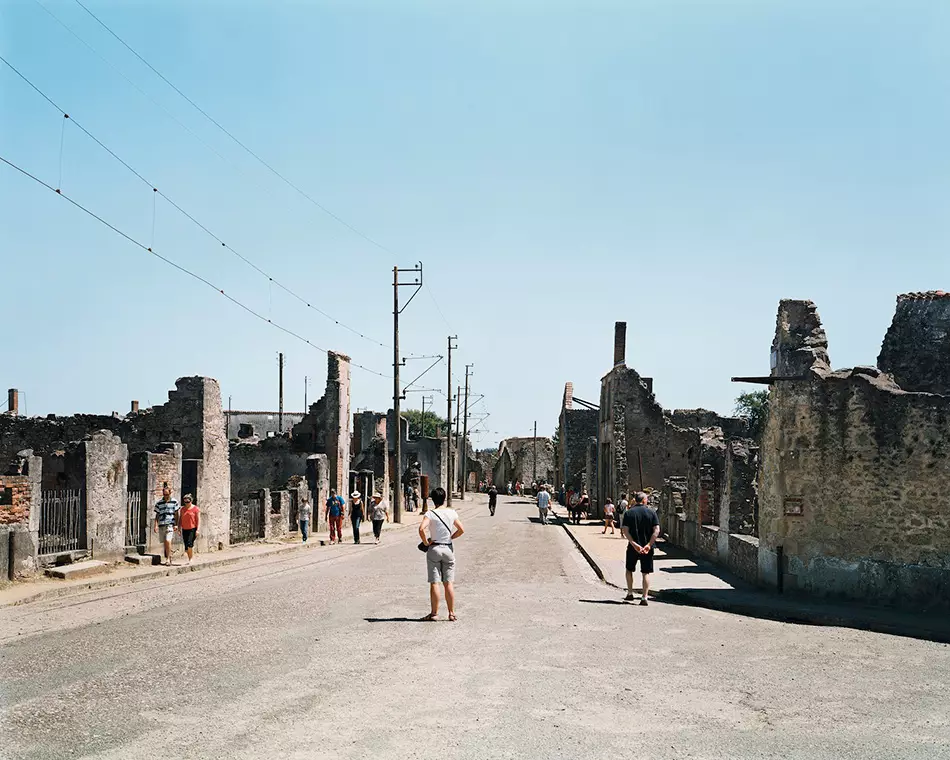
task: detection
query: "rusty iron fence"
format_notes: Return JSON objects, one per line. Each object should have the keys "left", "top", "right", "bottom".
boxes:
{"left": 39, "top": 489, "right": 86, "bottom": 555}
{"left": 230, "top": 493, "right": 265, "bottom": 544}
{"left": 125, "top": 490, "right": 148, "bottom": 547}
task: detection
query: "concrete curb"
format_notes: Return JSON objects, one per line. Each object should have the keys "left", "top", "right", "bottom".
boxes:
{"left": 2, "top": 500, "right": 478, "bottom": 608}
{"left": 555, "top": 512, "right": 620, "bottom": 589}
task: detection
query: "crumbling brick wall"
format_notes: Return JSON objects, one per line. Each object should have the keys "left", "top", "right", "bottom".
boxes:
{"left": 760, "top": 298, "right": 950, "bottom": 609}
{"left": 0, "top": 476, "right": 32, "bottom": 525}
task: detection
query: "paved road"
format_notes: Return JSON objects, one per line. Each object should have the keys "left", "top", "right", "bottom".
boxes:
{"left": 2, "top": 495, "right": 949, "bottom": 759}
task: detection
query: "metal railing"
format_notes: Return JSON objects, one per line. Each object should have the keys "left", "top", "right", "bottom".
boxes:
{"left": 126, "top": 490, "right": 148, "bottom": 547}
{"left": 230, "top": 493, "right": 265, "bottom": 544}
{"left": 39, "top": 489, "right": 86, "bottom": 555}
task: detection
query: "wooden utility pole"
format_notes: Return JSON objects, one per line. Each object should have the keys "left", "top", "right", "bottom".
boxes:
{"left": 278, "top": 352, "right": 285, "bottom": 433}
{"left": 446, "top": 335, "right": 457, "bottom": 505}
{"left": 420, "top": 395, "right": 427, "bottom": 438}
{"left": 460, "top": 365, "right": 472, "bottom": 499}
{"left": 454, "top": 384, "right": 462, "bottom": 492}
{"left": 393, "top": 263, "right": 424, "bottom": 524}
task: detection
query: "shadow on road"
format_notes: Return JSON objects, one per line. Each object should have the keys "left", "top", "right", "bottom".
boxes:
{"left": 578, "top": 599, "right": 628, "bottom": 606}
{"left": 659, "top": 565, "right": 715, "bottom": 574}
{"left": 364, "top": 616, "right": 433, "bottom": 623}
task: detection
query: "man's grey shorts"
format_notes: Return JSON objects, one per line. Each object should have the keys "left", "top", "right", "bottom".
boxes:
{"left": 426, "top": 544, "right": 455, "bottom": 583}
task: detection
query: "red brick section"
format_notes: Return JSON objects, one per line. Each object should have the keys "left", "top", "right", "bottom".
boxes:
{"left": 0, "top": 475, "right": 32, "bottom": 525}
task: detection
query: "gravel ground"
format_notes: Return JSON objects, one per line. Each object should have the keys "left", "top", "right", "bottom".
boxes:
{"left": 2, "top": 494, "right": 949, "bottom": 760}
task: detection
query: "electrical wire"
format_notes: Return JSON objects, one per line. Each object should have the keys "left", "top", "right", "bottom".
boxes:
{"left": 0, "top": 154, "right": 392, "bottom": 380}
{"left": 64, "top": 0, "right": 459, "bottom": 351}
{"left": 0, "top": 53, "right": 393, "bottom": 352}
{"left": 70, "top": 0, "right": 396, "bottom": 261}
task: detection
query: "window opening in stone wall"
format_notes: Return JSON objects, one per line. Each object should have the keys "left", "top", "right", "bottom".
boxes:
{"left": 0, "top": 485, "right": 11, "bottom": 505}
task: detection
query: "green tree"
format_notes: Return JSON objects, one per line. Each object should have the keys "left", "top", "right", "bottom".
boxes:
{"left": 403, "top": 409, "right": 448, "bottom": 439}
{"left": 734, "top": 390, "right": 769, "bottom": 440}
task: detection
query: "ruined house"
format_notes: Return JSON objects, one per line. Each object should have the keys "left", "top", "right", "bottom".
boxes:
{"left": 597, "top": 321, "right": 755, "bottom": 551}
{"left": 556, "top": 382, "right": 599, "bottom": 494}
{"left": 493, "top": 437, "right": 555, "bottom": 489}
{"left": 0, "top": 377, "right": 230, "bottom": 576}
{"left": 290, "top": 351, "right": 351, "bottom": 496}
{"left": 231, "top": 351, "right": 351, "bottom": 541}
{"left": 757, "top": 295, "right": 950, "bottom": 609}
{"left": 226, "top": 410, "right": 305, "bottom": 440}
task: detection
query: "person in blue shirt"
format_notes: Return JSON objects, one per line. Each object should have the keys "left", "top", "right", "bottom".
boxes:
{"left": 152, "top": 484, "right": 179, "bottom": 566}
{"left": 325, "top": 489, "right": 345, "bottom": 545}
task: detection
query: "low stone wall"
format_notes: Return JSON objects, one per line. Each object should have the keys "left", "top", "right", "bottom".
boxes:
{"left": 698, "top": 525, "right": 719, "bottom": 562}
{"left": 727, "top": 533, "right": 759, "bottom": 585}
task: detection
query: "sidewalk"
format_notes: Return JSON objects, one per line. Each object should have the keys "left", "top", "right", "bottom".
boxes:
{"left": 0, "top": 497, "right": 476, "bottom": 608}
{"left": 552, "top": 505, "right": 950, "bottom": 644}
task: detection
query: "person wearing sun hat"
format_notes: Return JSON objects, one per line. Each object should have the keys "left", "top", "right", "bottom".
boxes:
{"left": 349, "top": 491, "right": 365, "bottom": 544}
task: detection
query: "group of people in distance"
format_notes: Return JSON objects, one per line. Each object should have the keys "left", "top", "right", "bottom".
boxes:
{"left": 152, "top": 483, "right": 201, "bottom": 566}
{"left": 324, "top": 488, "right": 391, "bottom": 545}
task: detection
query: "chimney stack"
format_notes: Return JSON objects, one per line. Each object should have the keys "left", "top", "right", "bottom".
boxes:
{"left": 7, "top": 389, "right": 18, "bottom": 416}
{"left": 130, "top": 400, "right": 140, "bottom": 413}
{"left": 613, "top": 322, "right": 627, "bottom": 367}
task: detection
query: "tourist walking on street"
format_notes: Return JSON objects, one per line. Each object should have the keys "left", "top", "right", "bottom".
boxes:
{"left": 568, "top": 491, "right": 580, "bottom": 525}
{"left": 418, "top": 487, "right": 465, "bottom": 622}
{"left": 577, "top": 490, "right": 591, "bottom": 522}
{"left": 178, "top": 494, "right": 200, "bottom": 564}
{"left": 602, "top": 496, "right": 616, "bottom": 534}
{"left": 370, "top": 492, "right": 389, "bottom": 544}
{"left": 350, "top": 491, "right": 365, "bottom": 544}
{"left": 298, "top": 496, "right": 313, "bottom": 543}
{"left": 326, "top": 488, "right": 345, "bottom": 545}
{"left": 536, "top": 485, "right": 551, "bottom": 525}
{"left": 488, "top": 484, "right": 498, "bottom": 516}
{"left": 153, "top": 484, "right": 179, "bottom": 566}
{"left": 621, "top": 492, "right": 661, "bottom": 605}
{"left": 617, "top": 493, "right": 629, "bottom": 526}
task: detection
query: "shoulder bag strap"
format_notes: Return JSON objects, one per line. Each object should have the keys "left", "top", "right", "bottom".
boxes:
{"left": 431, "top": 510, "right": 453, "bottom": 543}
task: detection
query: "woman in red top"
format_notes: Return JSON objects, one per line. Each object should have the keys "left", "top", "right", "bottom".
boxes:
{"left": 179, "top": 494, "right": 200, "bottom": 564}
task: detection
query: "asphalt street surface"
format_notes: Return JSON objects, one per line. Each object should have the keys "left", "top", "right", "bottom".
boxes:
{"left": 2, "top": 495, "right": 949, "bottom": 759}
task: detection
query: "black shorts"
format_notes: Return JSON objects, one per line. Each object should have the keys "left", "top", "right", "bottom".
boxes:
{"left": 626, "top": 544, "right": 654, "bottom": 574}
{"left": 182, "top": 528, "right": 197, "bottom": 549}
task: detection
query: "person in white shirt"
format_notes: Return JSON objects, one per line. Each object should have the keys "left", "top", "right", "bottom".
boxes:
{"left": 602, "top": 497, "right": 616, "bottom": 534}
{"left": 418, "top": 487, "right": 465, "bottom": 622}
{"left": 536, "top": 486, "right": 552, "bottom": 525}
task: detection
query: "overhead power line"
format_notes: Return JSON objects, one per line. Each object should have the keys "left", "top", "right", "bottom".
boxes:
{"left": 0, "top": 154, "right": 392, "bottom": 379}
{"left": 0, "top": 53, "right": 392, "bottom": 352}
{"left": 62, "top": 0, "right": 458, "bottom": 342}
{"left": 70, "top": 0, "right": 395, "bottom": 260}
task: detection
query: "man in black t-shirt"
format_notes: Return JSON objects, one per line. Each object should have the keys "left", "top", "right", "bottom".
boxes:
{"left": 621, "top": 491, "right": 660, "bottom": 605}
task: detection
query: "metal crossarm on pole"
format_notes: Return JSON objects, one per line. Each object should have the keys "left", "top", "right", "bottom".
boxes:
{"left": 393, "top": 262, "right": 423, "bottom": 524}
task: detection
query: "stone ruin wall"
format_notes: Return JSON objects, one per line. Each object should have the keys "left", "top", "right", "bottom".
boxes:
{"left": 291, "top": 352, "right": 352, "bottom": 497}
{"left": 0, "top": 377, "right": 231, "bottom": 561}
{"left": 759, "top": 297, "right": 950, "bottom": 609}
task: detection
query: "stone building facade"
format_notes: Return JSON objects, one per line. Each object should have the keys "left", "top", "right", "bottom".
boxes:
{"left": 492, "top": 437, "right": 555, "bottom": 489}
{"left": 758, "top": 295, "right": 950, "bottom": 609}
{"left": 556, "top": 382, "right": 599, "bottom": 493}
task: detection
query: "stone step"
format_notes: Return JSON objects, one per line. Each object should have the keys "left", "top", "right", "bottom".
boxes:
{"left": 45, "top": 560, "right": 109, "bottom": 580}
{"left": 125, "top": 554, "right": 161, "bottom": 566}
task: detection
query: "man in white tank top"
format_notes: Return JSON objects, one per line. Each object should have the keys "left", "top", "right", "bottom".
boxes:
{"left": 419, "top": 487, "right": 465, "bottom": 621}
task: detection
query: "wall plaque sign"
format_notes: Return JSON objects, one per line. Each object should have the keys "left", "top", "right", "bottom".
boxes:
{"left": 784, "top": 496, "right": 804, "bottom": 515}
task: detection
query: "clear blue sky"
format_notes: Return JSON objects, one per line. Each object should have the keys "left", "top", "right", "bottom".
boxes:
{"left": 2, "top": 0, "right": 949, "bottom": 447}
